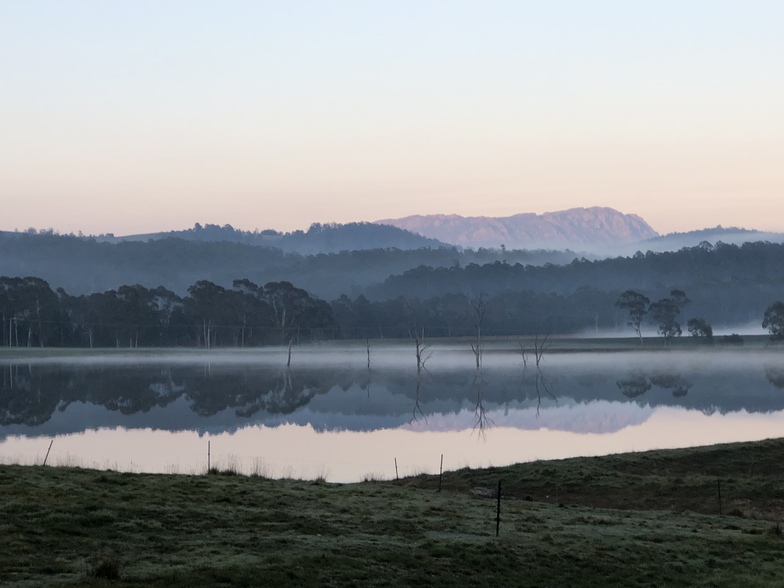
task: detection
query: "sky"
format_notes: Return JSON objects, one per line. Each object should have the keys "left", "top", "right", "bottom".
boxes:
{"left": 1, "top": 1, "right": 783, "bottom": 236}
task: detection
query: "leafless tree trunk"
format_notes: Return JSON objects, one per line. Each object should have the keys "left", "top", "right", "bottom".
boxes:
{"left": 470, "top": 294, "right": 488, "bottom": 369}
{"left": 517, "top": 341, "right": 528, "bottom": 368}
{"left": 36, "top": 298, "right": 44, "bottom": 347}
{"left": 411, "top": 327, "right": 431, "bottom": 373}
{"left": 533, "top": 334, "right": 550, "bottom": 367}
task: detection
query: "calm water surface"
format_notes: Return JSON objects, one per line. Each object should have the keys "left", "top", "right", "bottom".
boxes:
{"left": 1, "top": 344, "right": 783, "bottom": 482}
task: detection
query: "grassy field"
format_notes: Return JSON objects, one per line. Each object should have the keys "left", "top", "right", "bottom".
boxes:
{"left": 3, "top": 438, "right": 784, "bottom": 587}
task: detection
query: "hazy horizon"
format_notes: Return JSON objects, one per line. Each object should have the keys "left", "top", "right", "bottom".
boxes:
{"left": 2, "top": 206, "right": 779, "bottom": 241}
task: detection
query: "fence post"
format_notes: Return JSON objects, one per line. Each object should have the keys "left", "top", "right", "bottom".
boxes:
{"left": 42, "top": 439, "right": 54, "bottom": 466}
{"left": 496, "top": 480, "right": 502, "bottom": 537}
{"left": 717, "top": 480, "right": 722, "bottom": 515}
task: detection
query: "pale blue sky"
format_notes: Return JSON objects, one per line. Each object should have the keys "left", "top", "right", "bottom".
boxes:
{"left": 1, "top": 1, "right": 783, "bottom": 235}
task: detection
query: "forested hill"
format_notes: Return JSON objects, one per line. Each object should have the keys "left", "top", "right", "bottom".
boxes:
{"left": 364, "top": 241, "right": 784, "bottom": 327}
{"left": 371, "top": 241, "right": 784, "bottom": 297}
{"left": 612, "top": 226, "right": 784, "bottom": 256}
{"left": 3, "top": 240, "right": 784, "bottom": 346}
{"left": 114, "top": 222, "right": 446, "bottom": 253}
{"left": 0, "top": 230, "right": 579, "bottom": 299}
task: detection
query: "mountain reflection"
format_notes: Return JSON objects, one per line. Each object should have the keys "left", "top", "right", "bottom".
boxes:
{"left": 2, "top": 355, "right": 784, "bottom": 439}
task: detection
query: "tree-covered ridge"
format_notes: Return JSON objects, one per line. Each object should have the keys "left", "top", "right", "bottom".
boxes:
{"left": 374, "top": 241, "right": 784, "bottom": 297}
{"left": 369, "top": 240, "right": 784, "bottom": 326}
{"left": 124, "top": 221, "right": 447, "bottom": 254}
{"left": 0, "top": 230, "right": 580, "bottom": 299}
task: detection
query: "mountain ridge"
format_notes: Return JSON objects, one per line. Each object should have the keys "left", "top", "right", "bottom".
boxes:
{"left": 376, "top": 206, "right": 659, "bottom": 250}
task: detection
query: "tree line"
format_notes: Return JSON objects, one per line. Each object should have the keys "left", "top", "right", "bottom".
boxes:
{"left": 0, "top": 277, "right": 333, "bottom": 348}
{"left": 4, "top": 274, "right": 784, "bottom": 349}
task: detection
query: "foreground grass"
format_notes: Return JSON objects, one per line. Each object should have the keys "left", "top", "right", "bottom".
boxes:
{"left": 3, "top": 439, "right": 784, "bottom": 587}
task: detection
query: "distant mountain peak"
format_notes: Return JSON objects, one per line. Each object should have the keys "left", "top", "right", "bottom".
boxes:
{"left": 376, "top": 207, "right": 658, "bottom": 250}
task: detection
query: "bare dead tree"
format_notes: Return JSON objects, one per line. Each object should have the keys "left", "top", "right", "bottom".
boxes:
{"left": 517, "top": 341, "right": 528, "bottom": 369}
{"left": 533, "top": 334, "right": 550, "bottom": 368}
{"left": 409, "top": 325, "right": 431, "bottom": 373}
{"left": 366, "top": 338, "right": 371, "bottom": 370}
{"left": 469, "top": 293, "right": 488, "bottom": 369}
{"left": 404, "top": 302, "right": 431, "bottom": 373}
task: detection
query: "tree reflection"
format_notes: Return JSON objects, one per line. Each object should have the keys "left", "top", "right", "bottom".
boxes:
{"left": 650, "top": 372, "right": 692, "bottom": 398}
{"left": 616, "top": 372, "right": 652, "bottom": 398}
{"left": 471, "top": 368, "right": 493, "bottom": 438}
{"left": 410, "top": 370, "right": 426, "bottom": 424}
{"left": 0, "top": 363, "right": 343, "bottom": 426}
{"left": 765, "top": 367, "right": 784, "bottom": 389}
{"left": 518, "top": 349, "right": 557, "bottom": 417}
{"left": 5, "top": 357, "right": 784, "bottom": 437}
{"left": 0, "top": 364, "right": 65, "bottom": 426}
{"left": 617, "top": 370, "right": 692, "bottom": 399}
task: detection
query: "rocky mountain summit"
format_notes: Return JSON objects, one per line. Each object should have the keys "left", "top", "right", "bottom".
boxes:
{"left": 376, "top": 206, "right": 659, "bottom": 250}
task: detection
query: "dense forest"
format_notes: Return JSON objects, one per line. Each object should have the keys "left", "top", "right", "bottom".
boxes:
{"left": 2, "top": 236, "right": 784, "bottom": 347}
{"left": 0, "top": 230, "right": 580, "bottom": 299}
{"left": 368, "top": 240, "right": 784, "bottom": 327}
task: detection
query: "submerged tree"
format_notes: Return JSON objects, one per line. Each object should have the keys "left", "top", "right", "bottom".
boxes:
{"left": 615, "top": 290, "right": 650, "bottom": 345}
{"left": 469, "top": 293, "right": 488, "bottom": 368}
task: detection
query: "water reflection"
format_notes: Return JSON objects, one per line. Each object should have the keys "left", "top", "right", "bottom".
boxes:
{"left": 616, "top": 370, "right": 692, "bottom": 399}
{"left": 2, "top": 349, "right": 784, "bottom": 481}
{"left": 472, "top": 368, "right": 492, "bottom": 438}
{"left": 765, "top": 367, "right": 784, "bottom": 389}
{"left": 2, "top": 353, "right": 784, "bottom": 436}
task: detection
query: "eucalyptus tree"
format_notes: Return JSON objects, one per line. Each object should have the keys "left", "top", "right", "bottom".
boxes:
{"left": 649, "top": 289, "right": 690, "bottom": 343}
{"left": 186, "top": 281, "right": 228, "bottom": 349}
{"left": 763, "top": 301, "right": 784, "bottom": 341}
{"left": 615, "top": 290, "right": 650, "bottom": 345}
{"left": 687, "top": 317, "right": 713, "bottom": 340}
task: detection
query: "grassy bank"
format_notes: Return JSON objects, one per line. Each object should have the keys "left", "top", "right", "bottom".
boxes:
{"left": 3, "top": 439, "right": 784, "bottom": 587}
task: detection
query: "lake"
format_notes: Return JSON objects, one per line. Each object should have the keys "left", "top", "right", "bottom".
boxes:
{"left": 1, "top": 342, "right": 783, "bottom": 482}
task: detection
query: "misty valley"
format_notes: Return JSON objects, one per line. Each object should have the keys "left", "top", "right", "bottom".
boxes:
{"left": 3, "top": 217, "right": 784, "bottom": 481}
{"left": 3, "top": 344, "right": 784, "bottom": 482}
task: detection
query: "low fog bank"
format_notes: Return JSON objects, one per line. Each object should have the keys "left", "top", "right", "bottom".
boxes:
{"left": 574, "top": 321, "right": 768, "bottom": 339}
{"left": 2, "top": 341, "right": 783, "bottom": 369}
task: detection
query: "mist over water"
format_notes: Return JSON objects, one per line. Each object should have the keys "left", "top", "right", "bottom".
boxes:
{"left": 1, "top": 344, "right": 783, "bottom": 481}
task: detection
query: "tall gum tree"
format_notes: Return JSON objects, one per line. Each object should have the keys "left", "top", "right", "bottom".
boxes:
{"left": 615, "top": 290, "right": 650, "bottom": 345}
